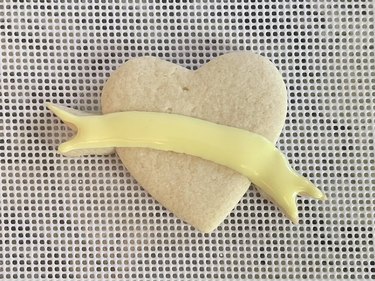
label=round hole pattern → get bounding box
[0,1,374,280]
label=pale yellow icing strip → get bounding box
[47,103,326,223]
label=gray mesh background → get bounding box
[1,1,374,280]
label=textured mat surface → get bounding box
[0,1,374,280]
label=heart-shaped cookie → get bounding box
[101,52,287,232]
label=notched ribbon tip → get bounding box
[46,102,115,157]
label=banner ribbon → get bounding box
[47,103,326,223]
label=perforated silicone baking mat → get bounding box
[1,1,374,280]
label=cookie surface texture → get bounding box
[101,52,287,232]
